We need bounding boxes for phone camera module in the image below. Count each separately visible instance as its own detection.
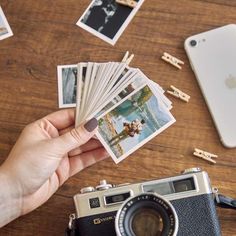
[190,40,197,47]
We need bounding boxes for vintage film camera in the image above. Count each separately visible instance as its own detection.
[67,168,222,236]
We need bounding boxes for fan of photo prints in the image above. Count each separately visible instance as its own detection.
[57,60,175,163]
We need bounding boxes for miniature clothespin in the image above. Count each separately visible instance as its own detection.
[193,148,218,164]
[121,51,134,65]
[166,85,190,102]
[116,0,137,8]
[161,52,184,70]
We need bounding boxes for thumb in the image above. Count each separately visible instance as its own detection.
[50,118,98,155]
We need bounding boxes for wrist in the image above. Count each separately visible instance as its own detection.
[0,166,22,227]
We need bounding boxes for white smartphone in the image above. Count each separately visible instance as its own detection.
[185,24,236,148]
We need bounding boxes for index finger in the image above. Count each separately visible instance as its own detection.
[44,109,75,130]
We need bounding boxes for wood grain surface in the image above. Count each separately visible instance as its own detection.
[0,0,236,235]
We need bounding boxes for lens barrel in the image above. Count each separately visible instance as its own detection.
[115,193,178,236]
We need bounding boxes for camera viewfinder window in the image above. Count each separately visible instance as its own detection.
[105,192,131,205]
[173,178,195,193]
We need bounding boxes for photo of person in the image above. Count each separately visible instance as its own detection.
[77,0,145,45]
[96,85,176,163]
[0,6,13,40]
[81,0,117,35]
[109,119,146,146]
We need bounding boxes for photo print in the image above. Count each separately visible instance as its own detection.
[96,84,176,163]
[76,0,145,45]
[57,64,87,108]
[0,6,13,40]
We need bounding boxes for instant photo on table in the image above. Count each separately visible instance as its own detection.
[0,6,13,40]
[76,0,145,45]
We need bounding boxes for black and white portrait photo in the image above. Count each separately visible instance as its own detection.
[77,0,144,45]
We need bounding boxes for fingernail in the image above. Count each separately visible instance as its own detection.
[84,118,98,132]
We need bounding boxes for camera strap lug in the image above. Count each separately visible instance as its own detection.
[213,188,236,210]
[65,214,77,236]
[69,213,76,229]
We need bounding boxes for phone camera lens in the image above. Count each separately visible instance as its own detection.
[190,40,197,47]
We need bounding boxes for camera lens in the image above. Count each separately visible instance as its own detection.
[115,193,178,236]
[190,40,197,47]
[132,208,164,235]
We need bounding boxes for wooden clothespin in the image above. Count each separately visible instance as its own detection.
[121,51,134,65]
[116,0,137,8]
[193,148,218,164]
[161,52,184,70]
[166,85,190,102]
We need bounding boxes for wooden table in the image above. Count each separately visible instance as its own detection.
[0,0,235,235]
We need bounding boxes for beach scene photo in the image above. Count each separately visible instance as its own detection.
[97,85,175,162]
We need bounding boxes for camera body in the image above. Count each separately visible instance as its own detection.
[71,168,221,236]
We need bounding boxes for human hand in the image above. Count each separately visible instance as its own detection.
[0,109,109,227]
